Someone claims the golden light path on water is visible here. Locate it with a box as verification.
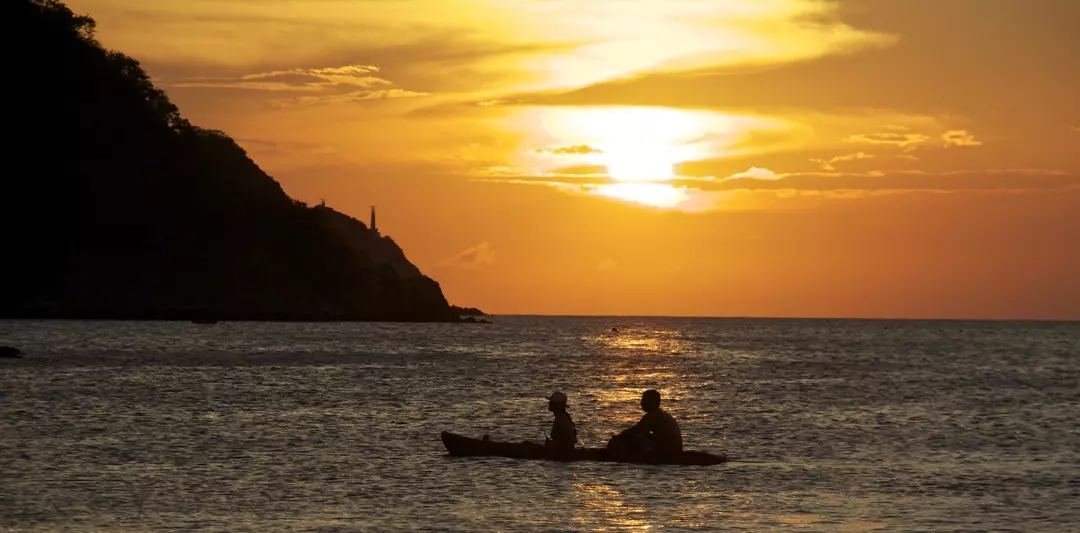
[517,106,787,209]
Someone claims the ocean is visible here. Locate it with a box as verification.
[1,317,1077,532]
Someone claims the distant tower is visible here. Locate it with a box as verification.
[370,205,380,237]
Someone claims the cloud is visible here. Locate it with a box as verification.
[103,0,899,97]
[473,176,727,211]
[846,132,932,148]
[473,166,1080,213]
[174,64,388,92]
[845,130,981,151]
[170,63,427,107]
[686,168,1080,194]
[549,165,609,176]
[269,88,429,108]
[941,130,982,147]
[482,160,1079,194]
[300,65,382,77]
[724,167,782,181]
[830,152,877,163]
[811,152,876,170]
[480,167,1080,200]
[439,242,495,269]
[597,258,617,271]
[480,165,610,180]
[243,65,387,89]
[536,145,604,155]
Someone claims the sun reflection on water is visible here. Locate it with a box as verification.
[573,482,652,531]
[572,327,700,429]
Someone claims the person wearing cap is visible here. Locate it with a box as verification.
[546,391,577,450]
[610,389,683,454]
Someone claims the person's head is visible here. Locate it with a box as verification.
[548,391,568,412]
[640,389,662,412]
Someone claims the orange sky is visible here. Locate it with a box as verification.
[68,0,1080,319]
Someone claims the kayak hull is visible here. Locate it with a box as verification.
[440,431,727,466]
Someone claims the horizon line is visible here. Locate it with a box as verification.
[481,312,1080,323]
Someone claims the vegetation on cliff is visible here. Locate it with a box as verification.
[450,306,488,317]
[2,0,456,322]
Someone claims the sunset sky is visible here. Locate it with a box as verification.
[68,0,1080,319]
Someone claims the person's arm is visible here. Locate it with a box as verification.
[617,412,653,438]
[553,415,575,441]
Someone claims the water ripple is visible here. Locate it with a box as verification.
[1,318,1078,531]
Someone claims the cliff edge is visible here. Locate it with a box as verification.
[1,0,457,322]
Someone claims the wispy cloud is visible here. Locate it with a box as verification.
[170,64,427,107]
[477,167,1080,206]
[270,88,429,108]
[847,132,932,148]
[725,167,782,181]
[96,0,900,97]
[439,242,495,269]
[811,152,876,171]
[847,129,982,151]
[174,64,388,92]
[481,165,610,180]
[698,168,1078,194]
[941,130,982,147]
[536,145,604,155]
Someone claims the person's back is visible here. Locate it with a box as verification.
[611,389,683,455]
[550,410,577,449]
[644,408,682,453]
[546,391,577,450]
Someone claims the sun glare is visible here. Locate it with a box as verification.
[509,106,789,209]
[530,107,702,207]
[536,106,705,187]
[593,182,689,209]
[603,149,677,182]
[570,107,702,182]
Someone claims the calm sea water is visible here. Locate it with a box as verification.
[1,317,1078,532]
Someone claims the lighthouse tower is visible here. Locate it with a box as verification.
[370,205,380,237]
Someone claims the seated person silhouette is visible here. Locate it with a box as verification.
[545,391,577,450]
[608,389,683,455]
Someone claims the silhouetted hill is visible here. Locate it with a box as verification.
[1,0,456,322]
[451,306,488,317]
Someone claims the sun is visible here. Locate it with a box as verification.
[567,107,702,183]
[602,147,678,182]
[525,106,772,208]
[593,182,689,208]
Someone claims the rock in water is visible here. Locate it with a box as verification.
[0,346,23,359]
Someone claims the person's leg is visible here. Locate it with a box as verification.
[636,433,657,452]
[607,433,635,453]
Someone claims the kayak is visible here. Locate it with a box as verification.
[440,431,727,466]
